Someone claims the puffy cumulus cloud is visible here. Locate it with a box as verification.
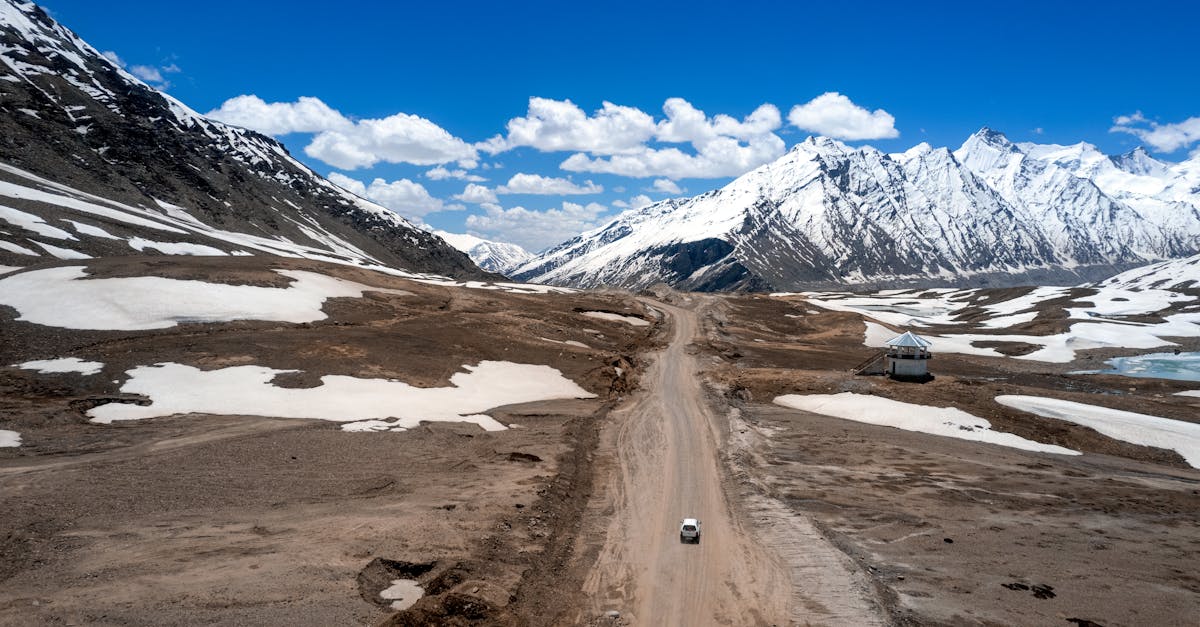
[486,97,786,179]
[561,133,785,179]
[426,166,486,182]
[327,172,461,218]
[651,178,682,194]
[1110,112,1200,153]
[611,194,654,210]
[656,98,781,144]
[453,183,499,204]
[207,95,352,136]
[497,173,602,195]
[465,201,613,252]
[481,97,657,155]
[304,112,479,170]
[206,96,478,170]
[787,92,899,141]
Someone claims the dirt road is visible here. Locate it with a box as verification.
[581,297,792,625]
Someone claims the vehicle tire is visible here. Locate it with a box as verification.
[680,534,686,543]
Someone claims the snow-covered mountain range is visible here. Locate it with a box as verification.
[512,129,1200,291]
[431,230,532,274]
[0,1,490,278]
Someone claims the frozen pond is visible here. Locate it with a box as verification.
[1074,352,1200,382]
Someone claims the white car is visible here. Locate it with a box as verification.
[679,518,701,544]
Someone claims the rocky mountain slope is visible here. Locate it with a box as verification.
[0,0,489,278]
[431,230,531,274]
[513,130,1200,292]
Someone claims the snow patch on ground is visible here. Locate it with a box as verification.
[0,266,411,330]
[379,579,424,610]
[31,240,90,259]
[0,430,19,447]
[803,290,973,327]
[64,220,120,240]
[1067,286,1188,319]
[862,312,1200,364]
[774,392,1078,456]
[0,204,77,240]
[16,357,104,375]
[996,395,1200,468]
[539,337,590,349]
[127,237,227,256]
[87,361,596,432]
[0,264,21,275]
[582,311,650,326]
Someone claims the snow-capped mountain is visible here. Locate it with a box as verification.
[0,1,490,278]
[430,230,532,274]
[512,130,1200,292]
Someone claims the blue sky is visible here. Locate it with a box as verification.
[43,0,1200,251]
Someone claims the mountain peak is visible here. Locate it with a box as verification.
[1112,145,1168,176]
[969,126,1016,147]
[797,135,850,152]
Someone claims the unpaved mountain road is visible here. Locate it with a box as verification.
[579,296,884,626]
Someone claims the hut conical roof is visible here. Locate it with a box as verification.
[885,331,931,348]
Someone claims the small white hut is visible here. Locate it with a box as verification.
[884,331,932,379]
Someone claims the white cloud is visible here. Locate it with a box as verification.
[98,52,178,88]
[486,97,786,179]
[426,166,486,182]
[206,96,478,170]
[1113,111,1146,126]
[787,92,899,140]
[561,133,784,179]
[465,201,613,252]
[481,97,657,155]
[207,95,352,136]
[453,183,499,204]
[100,50,124,67]
[1110,112,1200,153]
[497,173,602,195]
[304,111,479,170]
[611,194,654,210]
[327,172,461,218]
[129,65,164,83]
[651,178,682,194]
[656,98,781,144]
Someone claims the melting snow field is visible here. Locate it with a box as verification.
[0,430,19,447]
[87,360,596,432]
[0,264,21,275]
[0,266,411,330]
[996,395,1200,468]
[862,317,1200,364]
[380,579,424,610]
[16,357,103,375]
[773,392,1078,456]
[805,276,1200,364]
[582,311,650,326]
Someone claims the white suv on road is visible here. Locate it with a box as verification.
[679,518,701,544]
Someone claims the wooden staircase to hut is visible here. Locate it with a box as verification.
[851,351,887,375]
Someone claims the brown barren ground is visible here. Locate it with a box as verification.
[0,256,655,626]
[705,294,1200,627]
